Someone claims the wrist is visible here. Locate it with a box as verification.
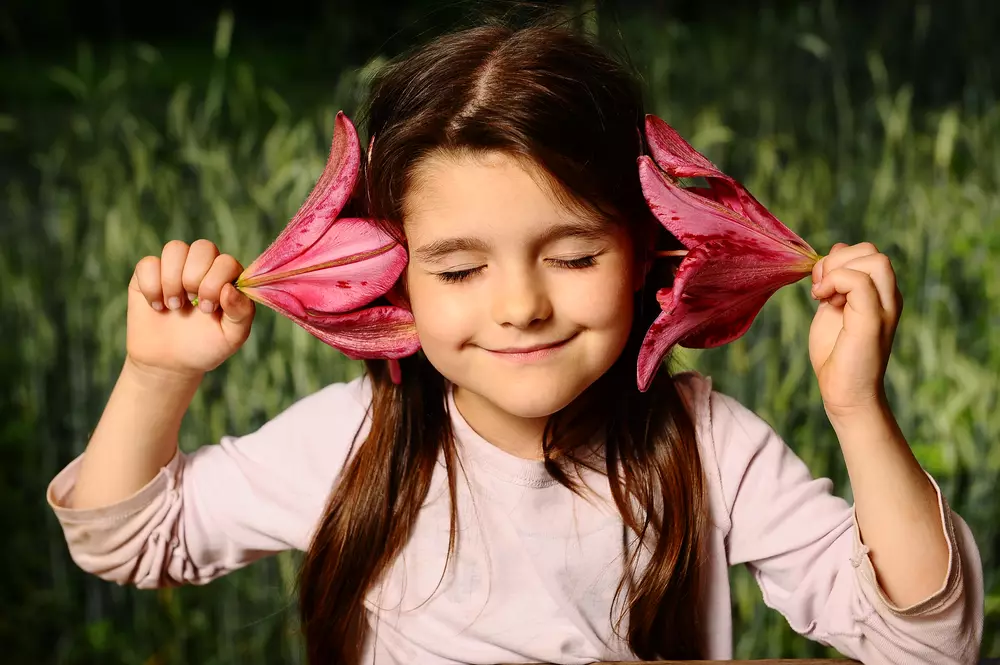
[825,391,899,442]
[123,356,204,394]
[823,385,890,422]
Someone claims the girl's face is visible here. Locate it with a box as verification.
[403,151,637,423]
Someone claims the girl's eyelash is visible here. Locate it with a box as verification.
[549,255,599,269]
[435,255,600,284]
[437,267,484,283]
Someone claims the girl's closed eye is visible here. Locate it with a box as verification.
[435,253,602,284]
[547,253,601,269]
[436,265,486,283]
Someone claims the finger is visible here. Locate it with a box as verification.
[160,240,191,310]
[133,256,165,311]
[839,253,900,315]
[198,254,243,314]
[825,292,847,308]
[219,283,255,345]
[815,242,879,283]
[812,267,882,322]
[812,243,848,284]
[182,239,220,304]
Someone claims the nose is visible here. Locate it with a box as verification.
[491,268,552,329]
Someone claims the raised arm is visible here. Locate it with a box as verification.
[72,239,254,509]
[47,238,375,588]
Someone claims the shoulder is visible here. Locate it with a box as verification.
[260,373,373,436]
[670,370,790,533]
[671,370,774,459]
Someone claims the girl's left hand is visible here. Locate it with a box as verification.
[809,242,903,418]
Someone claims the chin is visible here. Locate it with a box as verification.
[468,371,595,419]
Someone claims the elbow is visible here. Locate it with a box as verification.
[65,539,175,589]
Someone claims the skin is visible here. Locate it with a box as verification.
[810,243,949,607]
[70,239,255,508]
[70,150,947,609]
[403,151,637,459]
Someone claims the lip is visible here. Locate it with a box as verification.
[484,335,576,363]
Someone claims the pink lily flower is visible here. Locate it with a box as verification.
[237,112,421,369]
[636,115,820,392]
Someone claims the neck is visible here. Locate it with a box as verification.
[452,386,548,460]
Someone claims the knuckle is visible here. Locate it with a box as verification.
[200,263,232,294]
[182,254,212,281]
[163,239,189,254]
[136,255,159,272]
[216,253,241,269]
[860,241,879,254]
[190,238,219,254]
[216,254,244,279]
[181,274,204,295]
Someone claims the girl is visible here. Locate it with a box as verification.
[47,22,983,665]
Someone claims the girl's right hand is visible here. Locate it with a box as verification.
[126,239,255,379]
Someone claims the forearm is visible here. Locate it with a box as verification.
[71,359,202,510]
[830,393,950,607]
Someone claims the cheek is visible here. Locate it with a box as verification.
[559,258,635,331]
[406,269,478,346]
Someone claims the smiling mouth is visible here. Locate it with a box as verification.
[483,334,577,361]
[490,339,569,354]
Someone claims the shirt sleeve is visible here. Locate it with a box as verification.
[694,376,984,665]
[45,376,372,589]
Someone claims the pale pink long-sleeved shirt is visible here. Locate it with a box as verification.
[46,372,984,664]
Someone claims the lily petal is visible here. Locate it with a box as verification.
[645,114,727,180]
[637,116,820,391]
[636,240,811,392]
[293,305,421,360]
[644,116,818,255]
[239,218,407,315]
[243,111,361,279]
[235,110,423,363]
[639,156,817,260]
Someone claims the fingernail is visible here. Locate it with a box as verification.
[187,292,197,303]
[199,299,215,313]
[152,301,164,311]
[167,297,181,310]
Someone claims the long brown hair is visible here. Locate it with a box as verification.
[298,19,709,664]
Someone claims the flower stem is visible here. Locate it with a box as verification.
[653,250,689,258]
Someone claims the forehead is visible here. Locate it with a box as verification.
[401,151,603,242]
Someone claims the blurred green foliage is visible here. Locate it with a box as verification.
[2,2,997,663]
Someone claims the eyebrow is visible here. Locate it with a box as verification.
[413,237,493,263]
[412,220,610,263]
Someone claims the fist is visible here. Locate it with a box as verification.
[809,241,902,417]
[127,239,255,378]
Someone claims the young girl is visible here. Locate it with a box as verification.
[47,22,983,665]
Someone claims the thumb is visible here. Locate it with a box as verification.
[219,283,254,345]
